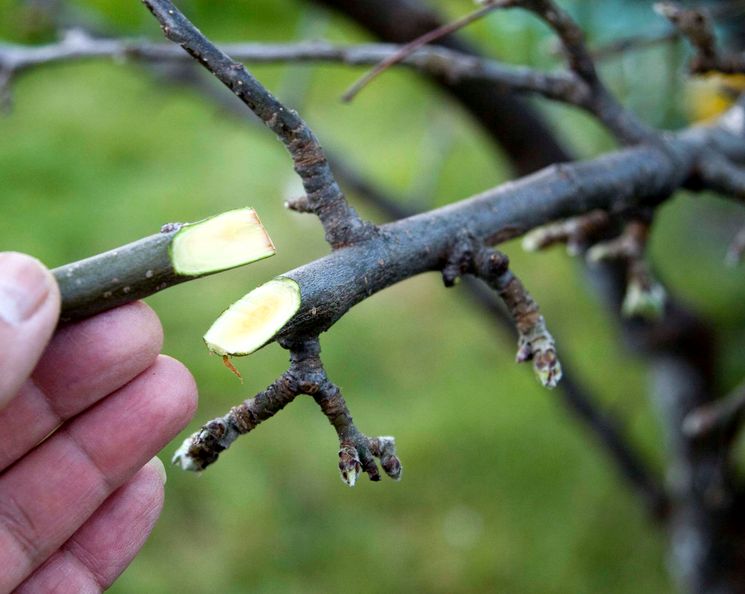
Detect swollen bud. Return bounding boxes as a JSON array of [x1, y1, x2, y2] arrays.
[[622, 278, 666, 320], [381, 454, 403, 480], [338, 444, 362, 487]]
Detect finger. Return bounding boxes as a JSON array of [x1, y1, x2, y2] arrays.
[[0, 253, 60, 409], [0, 356, 197, 591], [0, 302, 164, 472], [15, 458, 167, 594]]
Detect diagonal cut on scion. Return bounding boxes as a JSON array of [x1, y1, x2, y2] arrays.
[[203, 277, 302, 358]]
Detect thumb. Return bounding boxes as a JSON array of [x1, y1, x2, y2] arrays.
[[0, 252, 61, 409]]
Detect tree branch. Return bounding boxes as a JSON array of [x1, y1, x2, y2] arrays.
[[141, 0, 373, 249], [655, 2, 745, 75], [54, 208, 275, 323], [173, 337, 400, 484], [336, 158, 668, 517], [264, 114, 744, 345], [0, 34, 613, 124], [341, 0, 654, 144]]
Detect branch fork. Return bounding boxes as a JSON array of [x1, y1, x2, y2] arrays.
[[173, 338, 401, 486]]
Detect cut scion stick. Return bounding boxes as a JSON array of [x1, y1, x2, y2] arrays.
[[170, 208, 275, 275], [55, 207, 276, 323], [203, 277, 302, 359]]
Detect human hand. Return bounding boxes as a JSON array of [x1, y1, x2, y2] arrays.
[[0, 252, 197, 592]]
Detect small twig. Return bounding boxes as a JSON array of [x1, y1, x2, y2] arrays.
[[592, 30, 680, 61], [471, 247, 562, 388], [683, 379, 745, 439], [513, 0, 655, 144], [142, 0, 373, 249], [696, 154, 745, 202], [0, 34, 594, 113], [587, 219, 667, 320], [591, 0, 745, 62], [54, 208, 275, 323], [655, 2, 745, 75], [521, 210, 611, 255], [0, 29, 654, 142], [341, 0, 509, 102]]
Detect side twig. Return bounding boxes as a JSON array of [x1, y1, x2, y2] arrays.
[[683, 379, 745, 440], [142, 0, 373, 249]]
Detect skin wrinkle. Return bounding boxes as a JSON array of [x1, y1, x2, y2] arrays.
[[32, 303, 164, 417], [0, 357, 196, 591], [0, 440, 108, 590], [16, 464, 166, 593], [0, 303, 163, 471], [65, 475, 163, 587]]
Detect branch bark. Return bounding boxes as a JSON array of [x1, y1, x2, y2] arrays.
[[267, 116, 745, 343]]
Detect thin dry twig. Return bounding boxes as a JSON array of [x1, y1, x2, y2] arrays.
[[655, 2, 745, 74], [340, 0, 509, 102]]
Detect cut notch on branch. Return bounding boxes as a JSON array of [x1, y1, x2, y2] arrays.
[[203, 277, 302, 358]]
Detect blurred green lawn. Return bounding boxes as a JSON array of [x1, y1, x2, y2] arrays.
[[2, 1, 745, 592]]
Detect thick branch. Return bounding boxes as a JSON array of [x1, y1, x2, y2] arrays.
[[43, 107, 745, 333], [142, 0, 372, 248], [267, 115, 745, 345], [341, 162, 668, 517]]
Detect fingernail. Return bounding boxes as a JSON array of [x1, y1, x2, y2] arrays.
[[147, 456, 167, 485], [0, 253, 53, 326]]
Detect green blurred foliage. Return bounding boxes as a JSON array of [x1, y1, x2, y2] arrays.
[[1, 1, 744, 592]]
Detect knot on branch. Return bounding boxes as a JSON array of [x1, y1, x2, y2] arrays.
[[442, 231, 477, 286]]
